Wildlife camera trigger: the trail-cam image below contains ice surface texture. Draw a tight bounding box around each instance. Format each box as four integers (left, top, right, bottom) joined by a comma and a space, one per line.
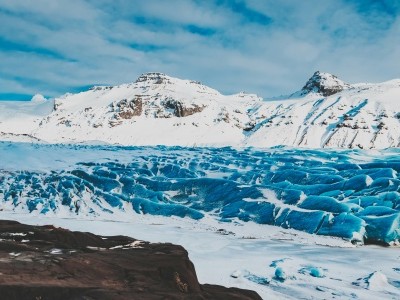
0, 143, 399, 244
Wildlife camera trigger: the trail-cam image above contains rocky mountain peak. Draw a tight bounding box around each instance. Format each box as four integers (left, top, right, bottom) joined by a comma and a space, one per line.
301, 71, 351, 96
135, 72, 169, 84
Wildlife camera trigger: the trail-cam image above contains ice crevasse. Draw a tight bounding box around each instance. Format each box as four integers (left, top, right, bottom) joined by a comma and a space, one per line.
0, 143, 399, 245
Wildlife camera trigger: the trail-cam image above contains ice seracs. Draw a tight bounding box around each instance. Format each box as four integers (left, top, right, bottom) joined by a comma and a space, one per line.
0, 143, 399, 245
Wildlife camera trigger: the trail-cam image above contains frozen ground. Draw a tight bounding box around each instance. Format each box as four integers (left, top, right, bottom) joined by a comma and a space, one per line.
1, 212, 399, 300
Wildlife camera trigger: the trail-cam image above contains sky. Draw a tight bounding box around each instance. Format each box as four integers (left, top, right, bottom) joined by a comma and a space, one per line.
0, 0, 399, 100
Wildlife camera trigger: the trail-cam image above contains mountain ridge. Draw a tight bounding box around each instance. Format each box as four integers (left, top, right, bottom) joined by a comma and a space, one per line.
0, 71, 399, 149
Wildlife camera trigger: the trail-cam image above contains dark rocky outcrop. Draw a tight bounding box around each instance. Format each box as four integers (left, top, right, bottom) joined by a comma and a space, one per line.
0, 220, 261, 300
0, 132, 43, 142
300, 71, 351, 97
163, 99, 205, 117
243, 121, 256, 131
113, 97, 143, 119
135, 72, 169, 85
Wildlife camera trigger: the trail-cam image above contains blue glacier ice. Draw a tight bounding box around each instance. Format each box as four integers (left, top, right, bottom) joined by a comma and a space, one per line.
0, 142, 399, 244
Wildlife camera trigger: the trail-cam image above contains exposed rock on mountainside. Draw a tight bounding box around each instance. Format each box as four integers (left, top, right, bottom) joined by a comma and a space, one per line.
0, 220, 261, 300
299, 71, 351, 96
135, 72, 169, 84
112, 97, 143, 119
163, 98, 205, 117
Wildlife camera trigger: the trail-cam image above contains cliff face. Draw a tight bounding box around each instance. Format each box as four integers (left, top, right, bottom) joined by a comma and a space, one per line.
0, 220, 261, 300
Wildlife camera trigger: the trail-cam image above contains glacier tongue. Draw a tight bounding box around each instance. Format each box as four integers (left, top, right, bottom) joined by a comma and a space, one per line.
1, 142, 399, 245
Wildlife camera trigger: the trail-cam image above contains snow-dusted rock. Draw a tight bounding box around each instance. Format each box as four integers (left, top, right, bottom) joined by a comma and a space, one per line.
297, 71, 351, 97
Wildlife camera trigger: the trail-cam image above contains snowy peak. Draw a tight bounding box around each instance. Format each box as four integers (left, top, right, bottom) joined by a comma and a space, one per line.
300, 71, 351, 97
134, 72, 204, 89
135, 72, 169, 84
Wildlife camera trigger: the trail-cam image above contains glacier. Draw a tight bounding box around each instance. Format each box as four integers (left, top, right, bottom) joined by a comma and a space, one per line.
1, 142, 399, 245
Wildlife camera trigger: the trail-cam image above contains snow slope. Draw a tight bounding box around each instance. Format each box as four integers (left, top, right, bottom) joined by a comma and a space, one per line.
0, 72, 399, 149
3, 209, 400, 300
0, 95, 53, 141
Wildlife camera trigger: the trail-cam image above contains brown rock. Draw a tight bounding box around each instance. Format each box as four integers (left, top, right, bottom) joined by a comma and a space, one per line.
0, 220, 261, 300
113, 97, 143, 119
164, 99, 205, 117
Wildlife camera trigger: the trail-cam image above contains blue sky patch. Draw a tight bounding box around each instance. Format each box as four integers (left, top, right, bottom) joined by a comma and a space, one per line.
0, 93, 33, 101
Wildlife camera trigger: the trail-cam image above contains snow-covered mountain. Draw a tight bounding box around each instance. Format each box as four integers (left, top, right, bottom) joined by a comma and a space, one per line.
1, 71, 399, 148
247, 72, 400, 149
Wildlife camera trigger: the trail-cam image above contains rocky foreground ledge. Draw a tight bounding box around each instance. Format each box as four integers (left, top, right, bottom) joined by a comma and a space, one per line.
0, 220, 260, 300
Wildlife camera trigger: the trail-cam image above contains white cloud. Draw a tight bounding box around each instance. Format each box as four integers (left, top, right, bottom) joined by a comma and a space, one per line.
0, 0, 399, 98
